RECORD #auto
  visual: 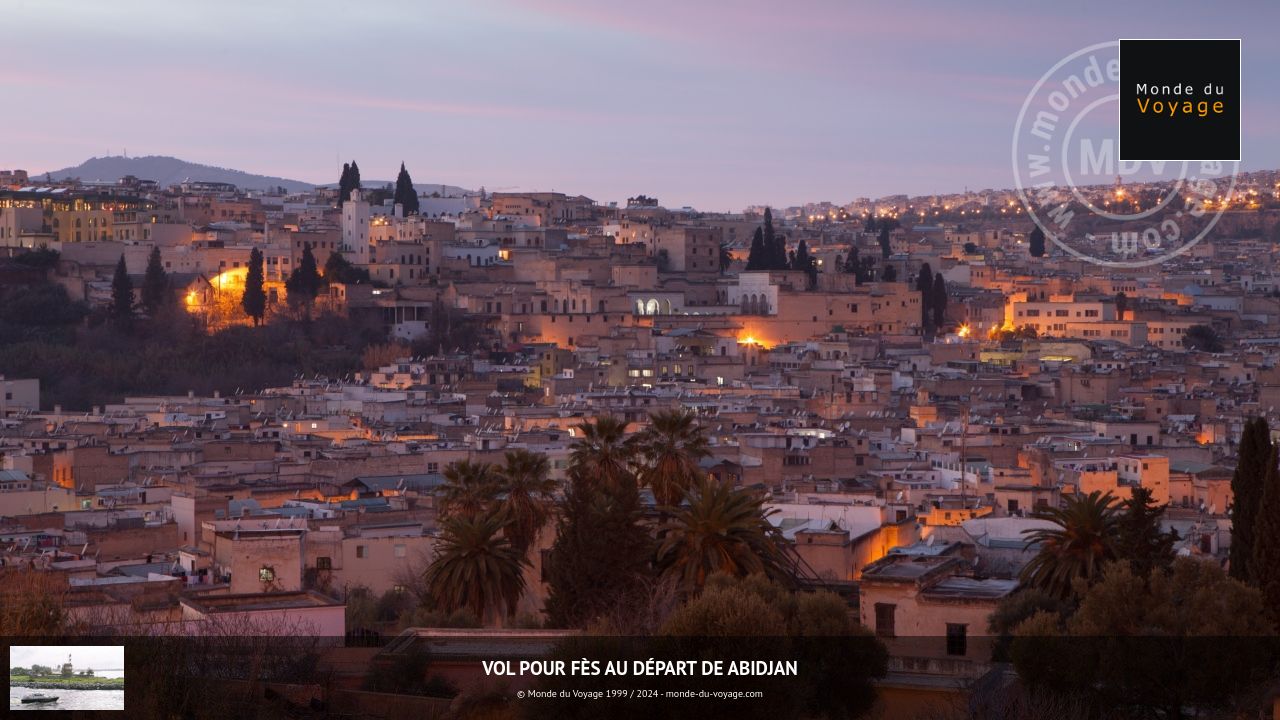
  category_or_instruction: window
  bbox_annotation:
[316,556,331,570]
[946,623,968,656]
[356,545,366,559]
[259,566,276,583]
[874,603,896,638]
[394,544,406,558]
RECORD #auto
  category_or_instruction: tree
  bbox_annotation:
[916,263,934,330]
[1183,324,1224,352]
[963,241,978,254]
[762,207,785,270]
[1011,560,1275,719]
[1114,291,1128,318]
[1114,486,1177,578]
[285,242,323,306]
[339,160,362,203]
[1020,491,1120,599]
[931,273,948,328]
[878,225,891,259]
[438,460,500,520]
[495,449,556,555]
[393,162,420,215]
[745,227,766,271]
[1029,225,1046,257]
[881,263,897,282]
[567,416,637,496]
[424,510,527,622]
[141,246,169,314]
[1252,443,1280,617]
[544,471,653,628]
[635,409,709,508]
[109,254,133,322]
[1231,416,1271,582]
[656,478,790,594]
[323,250,371,285]
[241,247,266,326]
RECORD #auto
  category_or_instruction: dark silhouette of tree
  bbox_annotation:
[718,243,733,273]
[963,241,978,254]
[338,161,363,204]
[323,250,371,285]
[109,254,133,323]
[1029,225,1046,257]
[425,510,527,622]
[878,225,891,259]
[931,274,948,327]
[881,263,897,282]
[745,227,766,271]
[763,208,783,269]
[393,162,419,215]
[1183,324,1224,352]
[1020,491,1120,599]
[635,409,709,508]
[1115,291,1128,318]
[241,247,266,326]
[1253,444,1280,618]
[1231,417,1272,582]
[141,245,169,314]
[916,263,934,329]
[1115,487,1177,578]
[864,215,876,233]
[285,242,323,307]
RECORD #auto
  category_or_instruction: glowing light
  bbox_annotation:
[957,324,972,338]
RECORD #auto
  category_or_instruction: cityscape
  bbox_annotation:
[4,2,1280,720]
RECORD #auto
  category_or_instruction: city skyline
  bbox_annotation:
[6,0,1278,210]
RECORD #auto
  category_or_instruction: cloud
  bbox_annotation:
[9,645,125,671]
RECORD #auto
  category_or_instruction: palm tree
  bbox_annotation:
[656,478,789,593]
[425,510,528,622]
[636,409,710,508]
[495,449,557,554]
[568,416,637,496]
[438,460,499,519]
[1020,490,1121,599]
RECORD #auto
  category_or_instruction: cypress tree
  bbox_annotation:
[878,225,891,259]
[917,263,934,330]
[109,254,133,322]
[141,246,169,314]
[393,162,420,215]
[1029,226,1046,257]
[544,475,653,628]
[242,247,266,326]
[338,162,352,203]
[1231,417,1272,582]
[285,242,323,306]
[746,227,765,271]
[882,263,898,282]
[1254,443,1280,618]
[763,208,784,270]
[349,160,361,195]
[932,274,948,327]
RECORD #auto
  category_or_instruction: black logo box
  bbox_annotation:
[1119,39,1241,162]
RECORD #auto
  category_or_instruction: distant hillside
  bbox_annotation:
[43,155,473,196]
[43,156,315,192]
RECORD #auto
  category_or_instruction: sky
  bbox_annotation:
[9,645,125,671]
[3,0,1277,210]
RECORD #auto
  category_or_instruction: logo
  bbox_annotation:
[1012,41,1240,267]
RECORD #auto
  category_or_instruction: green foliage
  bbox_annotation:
[241,247,266,325]
[109,253,133,322]
[744,208,789,271]
[1114,486,1177,578]
[362,647,458,697]
[878,224,891,259]
[338,160,362,203]
[141,245,170,314]
[1252,443,1280,618]
[931,273,947,327]
[1010,560,1277,718]
[1231,416,1272,582]
[544,470,653,629]
[1020,491,1120,599]
[656,479,790,593]
[323,250,371,285]
[438,460,500,520]
[285,242,323,305]
[424,510,528,622]
[881,263,897,282]
[13,245,60,269]
[494,448,556,554]
[634,409,709,508]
